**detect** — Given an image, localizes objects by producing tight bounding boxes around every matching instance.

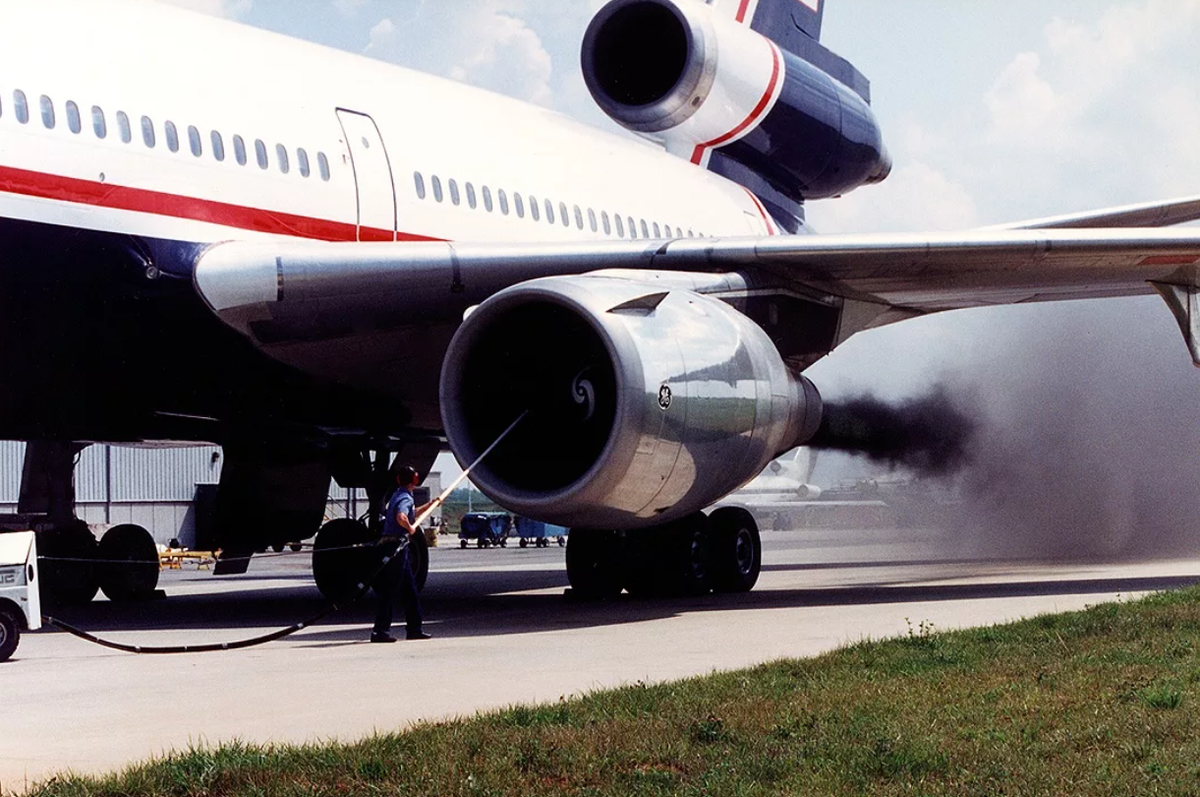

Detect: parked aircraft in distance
[1,0,1198,607]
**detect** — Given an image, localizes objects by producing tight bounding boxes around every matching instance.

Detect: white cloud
[366,1,554,106]
[154,0,251,18]
[973,0,1200,217]
[807,162,979,234]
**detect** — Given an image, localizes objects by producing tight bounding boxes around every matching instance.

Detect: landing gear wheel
[0,610,18,662]
[566,529,623,600]
[98,524,160,602]
[410,529,430,593]
[460,539,468,549]
[312,519,376,602]
[624,513,714,597]
[519,538,528,549]
[37,522,100,607]
[710,507,761,593]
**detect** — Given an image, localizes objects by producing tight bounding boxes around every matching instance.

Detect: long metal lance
[413,410,527,529]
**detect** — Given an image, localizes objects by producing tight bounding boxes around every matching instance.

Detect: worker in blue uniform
[371,464,433,642]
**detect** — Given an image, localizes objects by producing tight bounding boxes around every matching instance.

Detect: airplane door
[336,109,397,242]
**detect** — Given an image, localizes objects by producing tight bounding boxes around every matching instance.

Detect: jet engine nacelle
[439,275,822,529]
[582,0,890,201]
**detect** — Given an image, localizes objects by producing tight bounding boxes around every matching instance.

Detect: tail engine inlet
[582,0,890,202]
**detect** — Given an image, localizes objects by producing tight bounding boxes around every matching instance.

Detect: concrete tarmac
[3,525,1199,792]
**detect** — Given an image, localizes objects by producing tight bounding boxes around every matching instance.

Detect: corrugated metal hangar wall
[0,442,409,548]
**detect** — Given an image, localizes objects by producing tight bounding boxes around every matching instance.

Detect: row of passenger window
[3,89,332,181]
[413,171,703,239]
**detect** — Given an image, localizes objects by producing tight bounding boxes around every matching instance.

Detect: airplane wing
[195,226,1200,368]
[991,194,1200,230]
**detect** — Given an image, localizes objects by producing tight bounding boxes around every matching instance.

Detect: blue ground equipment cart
[514,517,568,548]
[459,513,512,548]
[0,530,41,662]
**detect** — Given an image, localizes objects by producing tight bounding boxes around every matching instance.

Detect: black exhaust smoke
[808,388,977,477]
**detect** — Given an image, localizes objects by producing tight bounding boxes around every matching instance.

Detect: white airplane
[2,0,1199,606]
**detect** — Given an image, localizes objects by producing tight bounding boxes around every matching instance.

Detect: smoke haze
[812,296,1200,562]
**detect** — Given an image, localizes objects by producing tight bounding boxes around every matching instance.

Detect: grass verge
[20,586,1200,796]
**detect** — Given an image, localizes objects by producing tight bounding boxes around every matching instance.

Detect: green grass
[19,586,1200,796]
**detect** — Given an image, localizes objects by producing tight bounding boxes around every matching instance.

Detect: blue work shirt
[383,488,415,540]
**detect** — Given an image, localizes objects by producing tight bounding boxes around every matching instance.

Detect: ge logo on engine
[658,384,672,410]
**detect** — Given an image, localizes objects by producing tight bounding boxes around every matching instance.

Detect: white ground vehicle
[0,531,41,662]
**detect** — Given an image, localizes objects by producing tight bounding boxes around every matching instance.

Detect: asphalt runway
[4,525,1200,792]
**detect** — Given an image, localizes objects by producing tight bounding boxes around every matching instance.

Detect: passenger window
[13,90,28,124]
[116,110,131,142]
[676,226,683,237]
[529,195,540,222]
[449,179,460,206]
[559,202,569,227]
[482,186,493,212]
[588,208,598,233]
[574,205,584,229]
[413,172,426,200]
[545,199,555,225]
[652,222,661,238]
[211,131,225,162]
[296,147,309,176]
[498,189,509,215]
[465,182,477,209]
[514,192,524,219]
[615,214,625,237]
[254,139,268,169]
[233,135,247,165]
[190,126,203,157]
[91,106,106,139]
[275,143,288,173]
[318,152,330,181]
[141,116,155,147]
[432,175,443,202]
[641,220,650,238]
[629,217,638,239]
[40,95,55,129]
[164,121,179,152]
[65,101,80,134]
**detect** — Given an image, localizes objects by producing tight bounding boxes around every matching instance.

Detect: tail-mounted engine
[582,0,890,204]
[439,275,821,529]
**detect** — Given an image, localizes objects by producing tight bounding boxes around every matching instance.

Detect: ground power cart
[0,530,41,662]
[459,513,512,548]
[515,517,568,548]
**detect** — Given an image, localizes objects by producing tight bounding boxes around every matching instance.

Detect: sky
[162,0,1200,490]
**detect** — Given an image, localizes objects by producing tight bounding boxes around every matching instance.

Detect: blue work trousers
[372,543,422,637]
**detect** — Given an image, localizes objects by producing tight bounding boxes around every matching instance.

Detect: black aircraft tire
[410,529,430,593]
[98,524,160,602]
[566,529,623,600]
[710,507,761,593]
[37,522,100,607]
[0,610,18,662]
[312,519,376,602]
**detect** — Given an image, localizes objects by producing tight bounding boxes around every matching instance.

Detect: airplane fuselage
[0,0,775,443]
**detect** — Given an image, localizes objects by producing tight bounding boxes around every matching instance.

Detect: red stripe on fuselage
[735,0,753,23]
[0,163,439,243]
[690,43,782,165]
[742,187,776,235]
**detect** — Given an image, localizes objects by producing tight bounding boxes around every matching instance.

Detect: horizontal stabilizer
[991,194,1200,230]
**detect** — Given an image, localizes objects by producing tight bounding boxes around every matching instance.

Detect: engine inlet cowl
[440,275,821,529]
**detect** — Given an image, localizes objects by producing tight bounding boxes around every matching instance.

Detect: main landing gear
[17,442,160,607]
[311,447,434,603]
[565,506,761,600]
